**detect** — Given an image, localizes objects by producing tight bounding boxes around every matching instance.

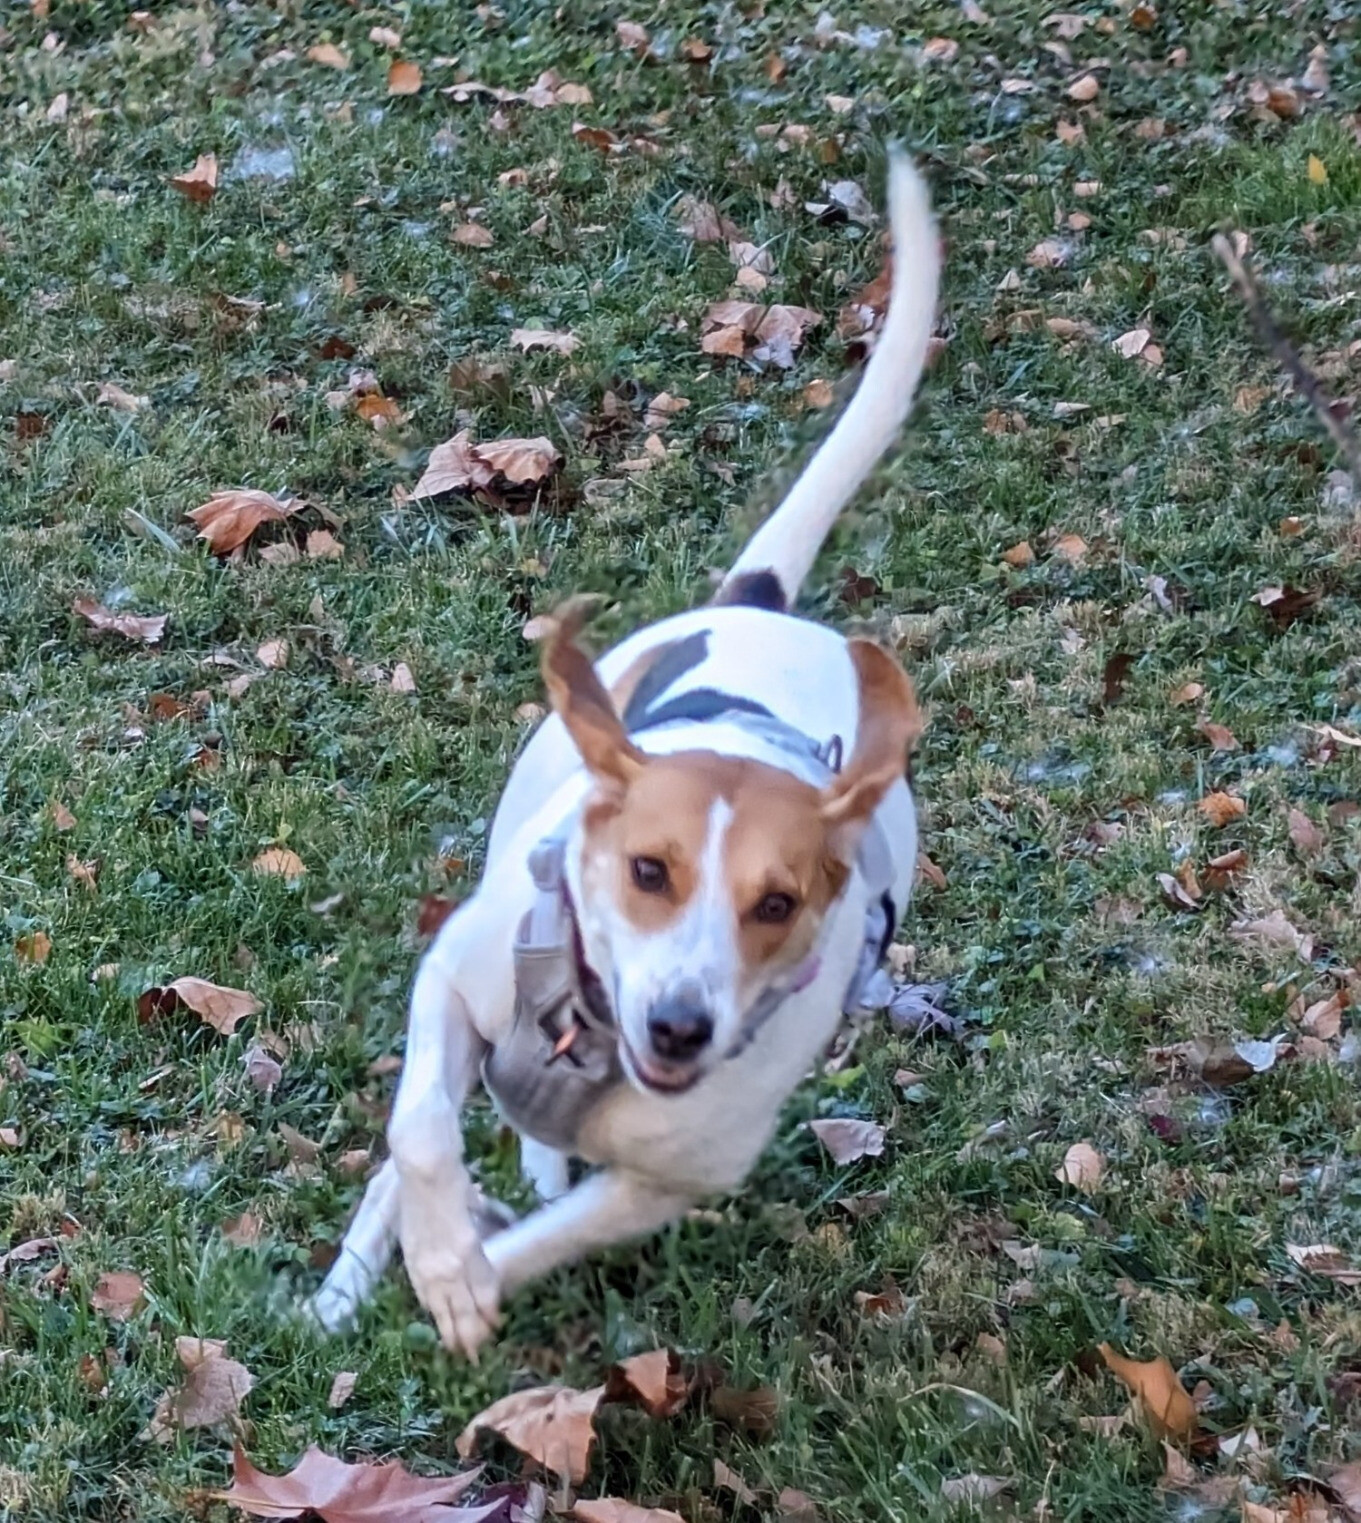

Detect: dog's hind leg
[519,1135,571,1202]
[309,1158,401,1331]
[485,1168,691,1293]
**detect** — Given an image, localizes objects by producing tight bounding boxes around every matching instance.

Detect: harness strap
[483,706,904,1149]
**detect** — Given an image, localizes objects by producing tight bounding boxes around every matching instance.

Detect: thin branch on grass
[1212,231,1361,487]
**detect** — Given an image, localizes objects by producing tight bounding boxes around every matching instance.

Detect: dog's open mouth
[620,1040,703,1096]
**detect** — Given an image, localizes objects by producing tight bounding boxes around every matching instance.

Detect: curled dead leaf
[15,930,52,964]
[252,847,306,881]
[1286,1243,1361,1286]
[170,153,218,203]
[605,1348,689,1418]
[456,1383,603,1484]
[511,328,580,355]
[808,1117,885,1165]
[214,1444,483,1520]
[1055,1140,1105,1192]
[574,1503,684,1523]
[1198,791,1246,827]
[137,977,263,1037]
[387,58,423,95]
[1287,808,1324,856]
[91,1270,145,1322]
[1098,1343,1198,1440]
[187,488,299,555]
[73,598,167,645]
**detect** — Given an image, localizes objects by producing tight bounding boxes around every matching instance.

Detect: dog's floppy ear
[821,639,924,828]
[535,597,646,788]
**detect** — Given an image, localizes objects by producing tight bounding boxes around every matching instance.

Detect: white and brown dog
[311,152,940,1358]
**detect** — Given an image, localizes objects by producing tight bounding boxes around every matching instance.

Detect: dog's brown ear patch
[535,598,646,787]
[821,640,924,827]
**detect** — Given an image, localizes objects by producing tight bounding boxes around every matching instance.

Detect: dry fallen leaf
[187,489,299,555]
[170,153,218,203]
[1287,808,1324,856]
[221,1211,263,1247]
[242,1045,283,1093]
[215,1444,484,1522]
[306,528,345,561]
[714,1460,759,1506]
[709,1384,780,1438]
[643,392,690,432]
[50,799,77,831]
[574,1503,684,1523]
[328,1371,358,1409]
[148,1340,254,1440]
[390,662,417,694]
[808,1118,885,1165]
[253,847,307,881]
[387,59,423,95]
[412,430,561,497]
[1098,1343,1198,1440]
[699,300,822,368]
[1067,73,1100,101]
[941,1475,1012,1507]
[306,42,350,69]
[1113,327,1152,360]
[457,1383,604,1484]
[137,977,263,1037]
[1198,791,1247,827]
[1197,719,1238,752]
[1002,540,1035,568]
[452,222,495,248]
[475,436,561,485]
[511,328,581,356]
[1330,1461,1361,1520]
[257,639,289,670]
[1286,1243,1361,1287]
[15,930,52,964]
[606,1349,689,1418]
[91,1270,145,1322]
[97,381,149,413]
[1055,1140,1105,1192]
[73,597,167,645]
[1052,533,1088,563]
[1170,682,1204,706]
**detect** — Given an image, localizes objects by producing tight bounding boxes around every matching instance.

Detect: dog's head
[538,605,922,1095]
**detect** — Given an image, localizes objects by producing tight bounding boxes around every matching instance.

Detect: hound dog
[311,152,940,1357]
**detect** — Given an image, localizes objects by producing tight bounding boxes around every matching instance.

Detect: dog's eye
[630,856,670,894]
[752,892,798,925]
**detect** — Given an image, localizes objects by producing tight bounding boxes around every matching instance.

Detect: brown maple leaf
[605,1349,689,1418]
[72,597,167,645]
[457,1383,604,1484]
[170,153,218,203]
[1098,1343,1198,1440]
[91,1270,146,1321]
[137,977,263,1036]
[186,488,300,555]
[215,1444,483,1522]
[807,1117,885,1164]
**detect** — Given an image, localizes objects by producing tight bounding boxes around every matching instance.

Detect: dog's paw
[402,1223,502,1360]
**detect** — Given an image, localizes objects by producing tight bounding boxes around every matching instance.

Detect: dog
[310,151,940,1358]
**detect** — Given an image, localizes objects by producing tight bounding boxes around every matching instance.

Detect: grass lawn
[3,1,1361,1519]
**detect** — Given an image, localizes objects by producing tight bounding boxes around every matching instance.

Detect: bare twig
[1212,231,1361,486]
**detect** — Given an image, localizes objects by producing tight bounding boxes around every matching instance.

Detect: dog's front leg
[484,1169,692,1294]
[386,954,501,1359]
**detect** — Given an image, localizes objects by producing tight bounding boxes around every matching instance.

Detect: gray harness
[481,711,898,1153]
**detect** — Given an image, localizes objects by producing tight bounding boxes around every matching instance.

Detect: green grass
[3,2,1361,1519]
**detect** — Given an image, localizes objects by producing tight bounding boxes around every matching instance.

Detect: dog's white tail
[716,151,940,609]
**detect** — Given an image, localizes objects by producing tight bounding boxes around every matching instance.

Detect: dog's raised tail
[715,150,940,612]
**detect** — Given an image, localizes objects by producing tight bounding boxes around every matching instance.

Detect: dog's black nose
[646,990,714,1062]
